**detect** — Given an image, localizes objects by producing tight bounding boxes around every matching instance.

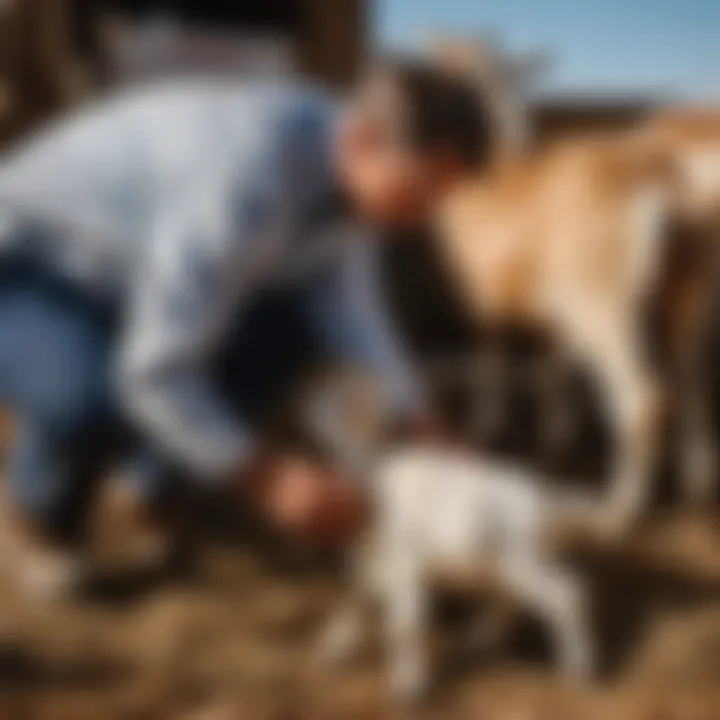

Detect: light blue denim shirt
[0,78,423,479]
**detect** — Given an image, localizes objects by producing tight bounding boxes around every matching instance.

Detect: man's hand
[243,453,367,546]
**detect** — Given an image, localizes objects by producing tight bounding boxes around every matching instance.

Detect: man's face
[335,77,458,229]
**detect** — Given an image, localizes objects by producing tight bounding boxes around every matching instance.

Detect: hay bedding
[0,508,714,719]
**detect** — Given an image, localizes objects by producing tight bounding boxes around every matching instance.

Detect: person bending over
[0,59,492,595]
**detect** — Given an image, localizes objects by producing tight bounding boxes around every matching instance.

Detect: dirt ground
[0,503,718,720]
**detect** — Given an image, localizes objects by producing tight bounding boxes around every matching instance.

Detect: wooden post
[0,0,93,144]
[298,0,368,88]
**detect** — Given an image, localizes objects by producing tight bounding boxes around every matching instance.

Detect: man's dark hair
[361,56,494,170]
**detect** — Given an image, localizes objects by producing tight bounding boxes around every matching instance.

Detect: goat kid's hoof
[389,658,429,706]
[317,613,362,665]
[560,641,596,684]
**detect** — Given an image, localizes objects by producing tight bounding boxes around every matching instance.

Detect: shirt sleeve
[116,93,337,481]
[115,164,287,481]
[300,223,427,420]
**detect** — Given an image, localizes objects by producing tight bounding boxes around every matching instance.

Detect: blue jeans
[0,260,317,541]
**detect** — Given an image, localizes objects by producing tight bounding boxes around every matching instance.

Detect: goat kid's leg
[319,540,385,664]
[383,547,429,702]
[503,560,594,680]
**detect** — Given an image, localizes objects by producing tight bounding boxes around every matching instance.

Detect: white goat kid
[319,444,595,701]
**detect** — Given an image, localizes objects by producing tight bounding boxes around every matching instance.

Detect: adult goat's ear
[424,34,488,79]
[506,48,554,91]
[424,34,552,86]
[622,131,685,216]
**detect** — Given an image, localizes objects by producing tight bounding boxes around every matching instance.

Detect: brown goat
[435,133,717,535]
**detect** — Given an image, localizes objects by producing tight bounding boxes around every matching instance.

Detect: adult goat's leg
[581,319,663,537]
[678,335,716,504]
[534,346,577,470]
[675,241,719,504]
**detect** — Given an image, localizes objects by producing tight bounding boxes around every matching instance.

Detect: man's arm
[117,181,371,544]
[115,165,287,481]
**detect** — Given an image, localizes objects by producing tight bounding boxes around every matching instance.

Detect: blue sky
[375,0,720,101]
